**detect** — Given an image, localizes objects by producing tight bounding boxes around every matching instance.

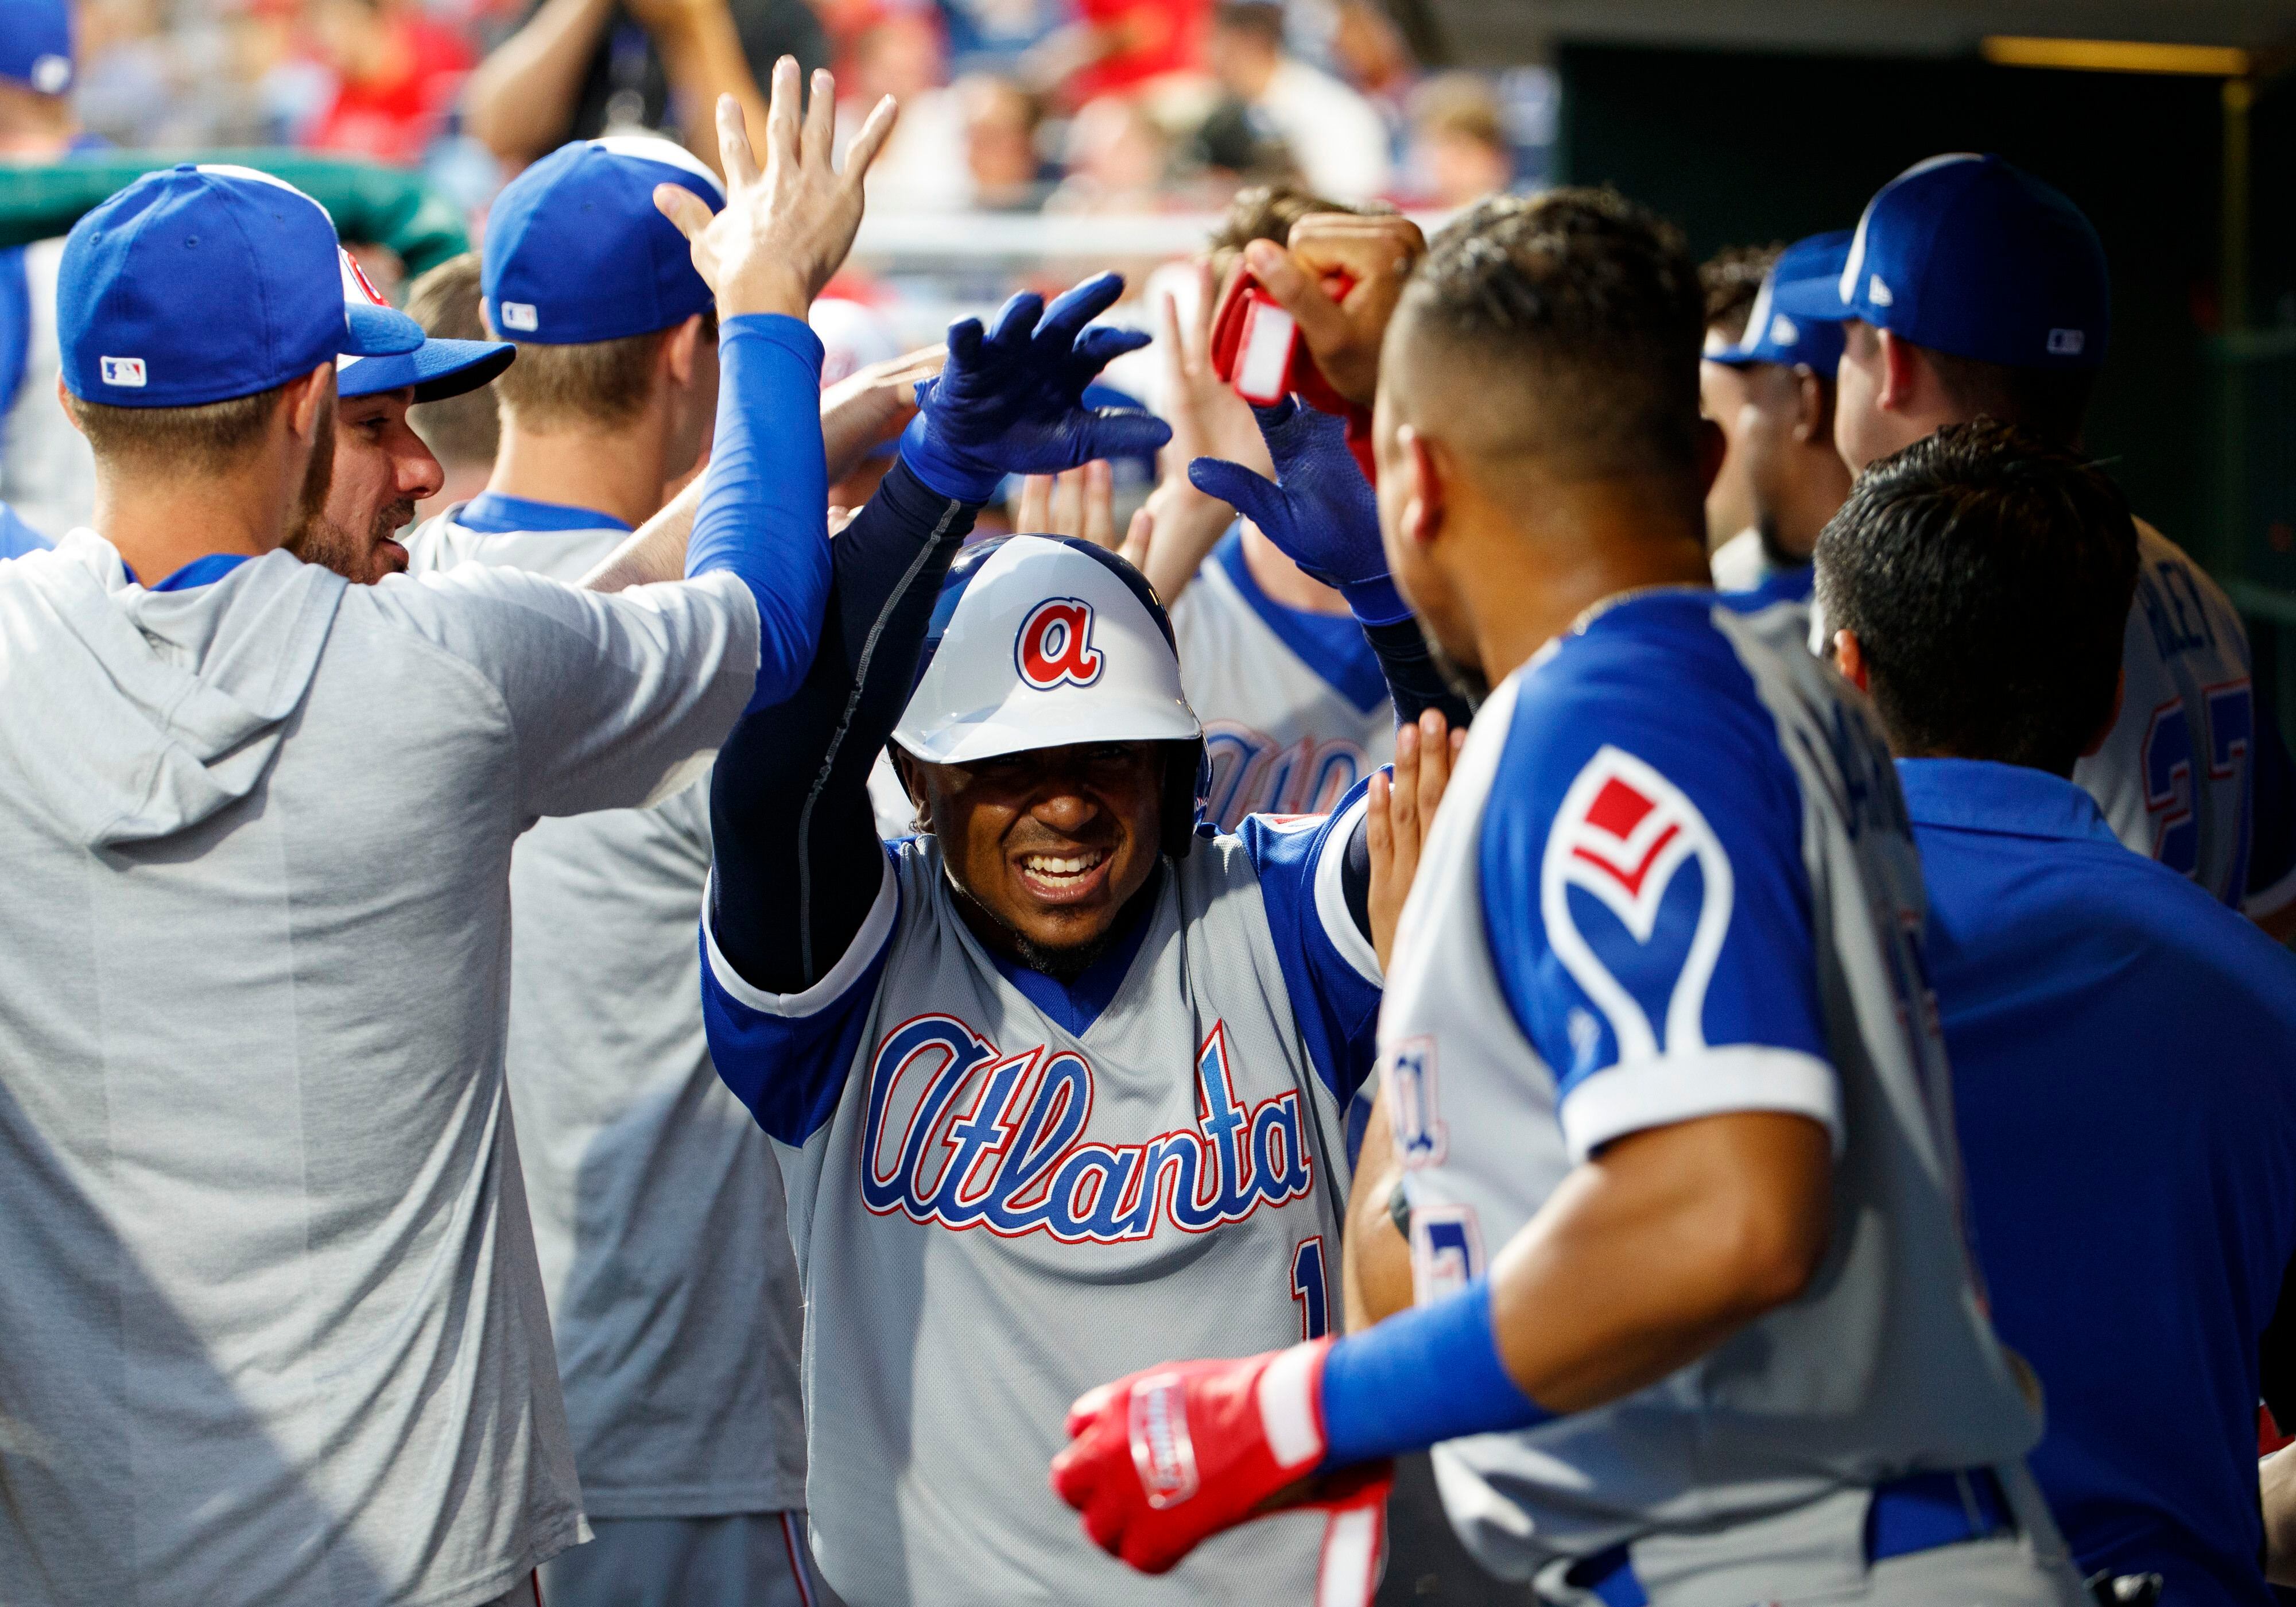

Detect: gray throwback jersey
[699,807,1386,1607]
[2073,521,2293,911]
[0,531,759,1605]
[405,509,807,1518]
[1172,526,1395,830]
[1378,591,2039,1582]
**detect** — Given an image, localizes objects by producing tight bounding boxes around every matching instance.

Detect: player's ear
[1875,329,1921,415]
[1399,426,1445,549]
[286,363,335,443]
[55,373,85,437]
[893,748,933,833]
[1831,628,1870,694]
[664,313,707,388]
[1794,367,1833,445]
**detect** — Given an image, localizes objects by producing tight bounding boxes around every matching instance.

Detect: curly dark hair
[1699,242,1782,340]
[1814,418,2138,775]
[1398,188,1707,477]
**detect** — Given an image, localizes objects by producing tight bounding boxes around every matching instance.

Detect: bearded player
[1054,191,2088,1606]
[689,258,1467,1604]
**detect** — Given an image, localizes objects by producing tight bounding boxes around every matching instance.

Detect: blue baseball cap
[1,0,73,94]
[1703,230,1852,374]
[60,166,424,409]
[483,136,725,345]
[1771,153,2109,370]
[333,249,513,402]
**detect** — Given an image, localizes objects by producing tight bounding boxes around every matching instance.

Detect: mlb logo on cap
[1770,153,2110,371]
[57,165,423,408]
[482,137,725,345]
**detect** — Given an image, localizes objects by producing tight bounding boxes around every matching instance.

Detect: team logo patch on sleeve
[1539,745,1735,1067]
[1015,598,1104,690]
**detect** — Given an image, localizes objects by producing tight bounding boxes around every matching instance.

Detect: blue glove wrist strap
[1341,574,1411,628]
[1317,1277,1553,1470]
[899,411,1006,505]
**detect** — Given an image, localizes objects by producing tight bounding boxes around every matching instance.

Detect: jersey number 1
[1292,1237,1329,1341]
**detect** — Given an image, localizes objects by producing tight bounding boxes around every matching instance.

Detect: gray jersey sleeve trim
[1313,790,1382,987]
[707,854,897,1017]
[1558,1045,1843,1165]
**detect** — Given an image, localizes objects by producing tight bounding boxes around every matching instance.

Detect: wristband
[1316,1277,1553,1470]
[897,409,1006,505]
[1341,574,1411,628]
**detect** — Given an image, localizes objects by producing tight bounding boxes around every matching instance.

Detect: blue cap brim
[1701,346,1758,368]
[1767,277,1854,323]
[343,301,428,358]
[339,337,515,402]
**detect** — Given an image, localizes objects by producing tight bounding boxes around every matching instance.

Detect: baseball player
[1820,420,2296,1607]
[692,262,1469,1605]
[395,116,837,1607]
[0,72,887,1606]
[1698,230,1854,614]
[1770,152,2296,933]
[1053,191,2086,1606]
[309,246,511,583]
[1696,241,1779,560]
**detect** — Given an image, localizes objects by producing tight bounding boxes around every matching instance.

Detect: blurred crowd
[41,0,1553,222]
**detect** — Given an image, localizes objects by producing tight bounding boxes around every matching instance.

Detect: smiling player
[692,264,1466,1605]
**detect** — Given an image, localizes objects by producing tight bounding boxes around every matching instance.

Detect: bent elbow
[1711,1185,1829,1319]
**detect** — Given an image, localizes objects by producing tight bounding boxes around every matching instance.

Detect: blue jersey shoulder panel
[1479,597,1831,1120]
[701,846,899,1145]
[1238,776,1383,1103]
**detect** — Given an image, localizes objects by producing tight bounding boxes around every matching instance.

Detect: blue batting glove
[1188,400,1407,625]
[901,272,1173,503]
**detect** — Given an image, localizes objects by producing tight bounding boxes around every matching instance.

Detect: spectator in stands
[1046,94,1173,213]
[957,73,1049,211]
[461,0,819,171]
[839,6,968,211]
[1328,0,1415,119]
[1405,71,1511,207]
[403,253,502,520]
[0,0,95,543]
[301,0,474,165]
[1207,0,1389,202]
[1698,240,1778,556]
[1027,0,1208,106]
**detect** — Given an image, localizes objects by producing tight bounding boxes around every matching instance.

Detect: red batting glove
[1050,1340,1337,1575]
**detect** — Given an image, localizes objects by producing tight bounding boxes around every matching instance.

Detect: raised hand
[653,60,897,320]
[1367,710,1463,971]
[1186,399,1395,617]
[1242,213,1426,408]
[821,343,945,483]
[902,272,1173,501]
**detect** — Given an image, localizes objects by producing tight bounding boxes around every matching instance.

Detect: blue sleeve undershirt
[685,313,832,712]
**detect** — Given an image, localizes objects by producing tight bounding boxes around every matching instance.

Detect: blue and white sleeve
[1238,778,1383,1105]
[701,844,899,1145]
[1481,694,1837,1164]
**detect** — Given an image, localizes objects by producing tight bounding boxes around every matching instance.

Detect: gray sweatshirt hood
[0,531,345,847]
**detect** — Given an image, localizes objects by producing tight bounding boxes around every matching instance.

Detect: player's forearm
[687,315,832,709]
[461,0,616,164]
[1362,615,1472,730]
[707,456,975,992]
[1314,1111,1832,1468]
[1342,1088,1414,1332]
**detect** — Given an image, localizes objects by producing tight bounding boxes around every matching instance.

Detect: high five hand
[902,272,1174,501]
[653,59,897,320]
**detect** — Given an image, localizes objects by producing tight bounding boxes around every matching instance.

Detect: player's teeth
[1025,853,1103,876]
